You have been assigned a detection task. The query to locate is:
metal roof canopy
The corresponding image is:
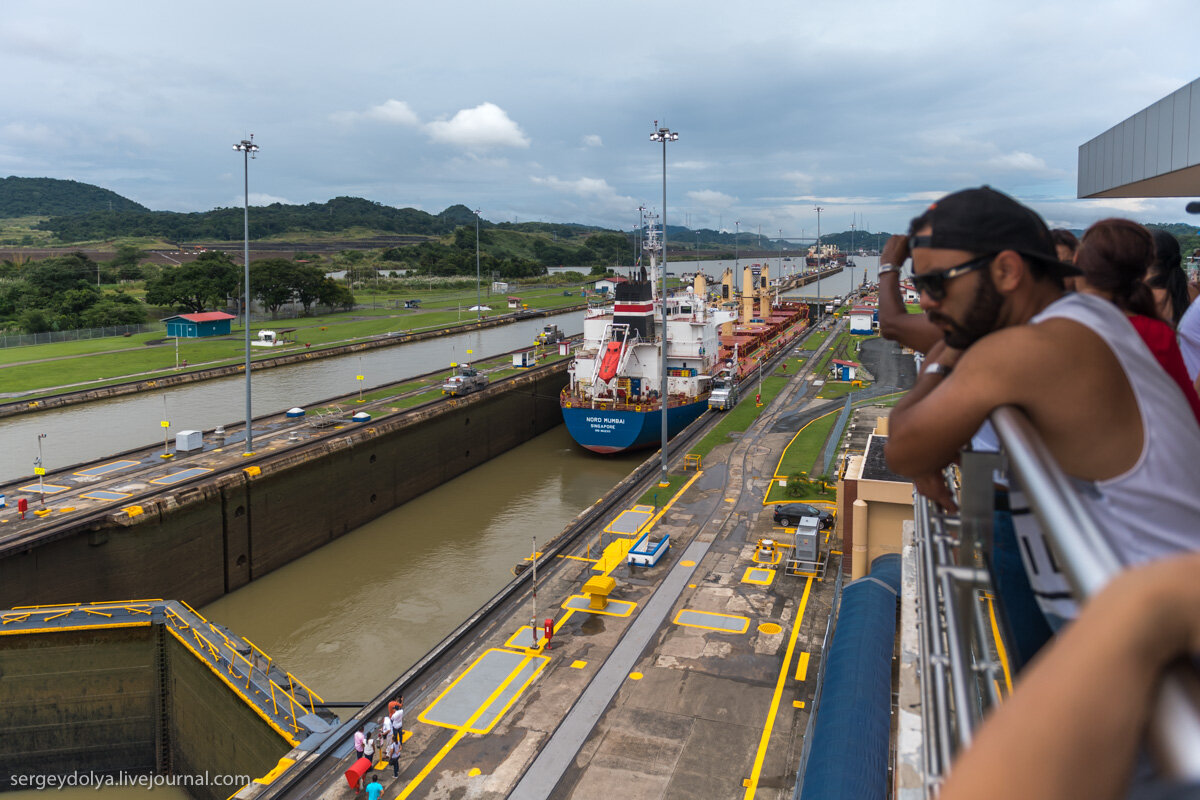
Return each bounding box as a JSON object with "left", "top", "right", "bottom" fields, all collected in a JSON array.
[{"left": 1078, "top": 77, "right": 1200, "bottom": 198}]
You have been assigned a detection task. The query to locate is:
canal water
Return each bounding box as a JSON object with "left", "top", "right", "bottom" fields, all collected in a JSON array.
[
  {"left": 202, "top": 424, "right": 642, "bottom": 701},
  {"left": 0, "top": 311, "right": 583, "bottom": 484}
]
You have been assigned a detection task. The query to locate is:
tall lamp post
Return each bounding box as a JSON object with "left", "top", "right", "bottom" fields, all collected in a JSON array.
[
  {"left": 233, "top": 135, "right": 259, "bottom": 456},
  {"left": 813, "top": 205, "right": 824, "bottom": 314},
  {"left": 650, "top": 123, "right": 678, "bottom": 486},
  {"left": 474, "top": 208, "right": 482, "bottom": 321}
]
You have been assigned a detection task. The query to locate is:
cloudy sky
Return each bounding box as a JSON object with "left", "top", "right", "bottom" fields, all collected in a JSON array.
[{"left": 3, "top": 0, "right": 1197, "bottom": 238}]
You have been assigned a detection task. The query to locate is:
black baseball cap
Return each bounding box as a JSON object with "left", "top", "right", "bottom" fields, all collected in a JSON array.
[{"left": 910, "top": 186, "right": 1082, "bottom": 277}]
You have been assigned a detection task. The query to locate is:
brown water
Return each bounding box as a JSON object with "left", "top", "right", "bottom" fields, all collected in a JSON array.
[{"left": 202, "top": 425, "right": 642, "bottom": 701}]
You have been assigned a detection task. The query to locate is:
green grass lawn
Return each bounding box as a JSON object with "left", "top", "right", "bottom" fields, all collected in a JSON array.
[
  {"left": 689, "top": 375, "right": 789, "bottom": 459},
  {"left": 816, "top": 382, "right": 859, "bottom": 400},
  {"left": 800, "top": 330, "right": 829, "bottom": 351},
  {"left": 774, "top": 409, "right": 840, "bottom": 479},
  {"left": 637, "top": 474, "right": 691, "bottom": 508},
  {"left": 1, "top": 294, "right": 586, "bottom": 396}
]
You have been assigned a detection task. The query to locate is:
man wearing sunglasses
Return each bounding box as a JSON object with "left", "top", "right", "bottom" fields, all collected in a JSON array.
[{"left": 885, "top": 186, "right": 1200, "bottom": 627}]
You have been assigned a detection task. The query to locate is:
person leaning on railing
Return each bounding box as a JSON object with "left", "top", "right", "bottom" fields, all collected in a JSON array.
[
  {"left": 876, "top": 229, "right": 1053, "bottom": 671},
  {"left": 884, "top": 186, "right": 1200, "bottom": 630},
  {"left": 940, "top": 554, "right": 1200, "bottom": 800}
]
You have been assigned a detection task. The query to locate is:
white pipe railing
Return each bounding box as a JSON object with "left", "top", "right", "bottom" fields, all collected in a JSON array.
[{"left": 913, "top": 406, "right": 1200, "bottom": 796}]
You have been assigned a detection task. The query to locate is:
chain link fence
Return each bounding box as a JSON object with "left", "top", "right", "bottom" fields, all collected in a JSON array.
[{"left": 0, "top": 322, "right": 164, "bottom": 349}]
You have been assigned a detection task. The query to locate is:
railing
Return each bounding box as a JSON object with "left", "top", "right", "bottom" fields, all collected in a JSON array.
[
  {"left": 909, "top": 405, "right": 1200, "bottom": 795},
  {"left": 0, "top": 322, "right": 162, "bottom": 349}
]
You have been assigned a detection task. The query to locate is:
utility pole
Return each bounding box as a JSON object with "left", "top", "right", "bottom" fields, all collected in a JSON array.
[
  {"left": 814, "top": 206, "right": 824, "bottom": 312},
  {"left": 650, "top": 123, "right": 679, "bottom": 487}
]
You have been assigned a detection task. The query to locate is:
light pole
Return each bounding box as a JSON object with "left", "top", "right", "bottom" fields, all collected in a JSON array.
[
  {"left": 650, "top": 123, "right": 678, "bottom": 486},
  {"left": 813, "top": 206, "right": 824, "bottom": 314},
  {"left": 35, "top": 433, "right": 47, "bottom": 505},
  {"left": 474, "top": 208, "right": 482, "bottom": 321},
  {"left": 233, "top": 135, "right": 259, "bottom": 456}
]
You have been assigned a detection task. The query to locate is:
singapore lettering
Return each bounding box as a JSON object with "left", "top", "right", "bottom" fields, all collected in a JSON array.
[{"left": 585, "top": 416, "right": 626, "bottom": 432}]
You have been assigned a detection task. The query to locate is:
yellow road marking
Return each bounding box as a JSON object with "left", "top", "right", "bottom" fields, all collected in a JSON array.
[
  {"left": 795, "top": 651, "right": 810, "bottom": 681},
  {"left": 744, "top": 576, "right": 813, "bottom": 799},
  {"left": 557, "top": 554, "right": 598, "bottom": 563},
  {"left": 395, "top": 654, "right": 533, "bottom": 800}
]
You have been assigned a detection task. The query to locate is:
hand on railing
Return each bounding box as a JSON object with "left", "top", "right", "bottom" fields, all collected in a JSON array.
[{"left": 940, "top": 554, "right": 1200, "bottom": 800}]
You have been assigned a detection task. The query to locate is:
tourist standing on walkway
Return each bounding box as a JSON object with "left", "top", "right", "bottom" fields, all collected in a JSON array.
[
  {"left": 353, "top": 727, "right": 366, "bottom": 762},
  {"left": 365, "top": 774, "right": 384, "bottom": 800},
  {"left": 379, "top": 712, "right": 392, "bottom": 748},
  {"left": 386, "top": 737, "right": 401, "bottom": 778},
  {"left": 391, "top": 700, "right": 404, "bottom": 746},
  {"left": 885, "top": 186, "right": 1200, "bottom": 626}
]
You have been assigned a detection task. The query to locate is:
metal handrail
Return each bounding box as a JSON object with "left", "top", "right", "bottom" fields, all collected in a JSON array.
[{"left": 990, "top": 405, "right": 1200, "bottom": 780}]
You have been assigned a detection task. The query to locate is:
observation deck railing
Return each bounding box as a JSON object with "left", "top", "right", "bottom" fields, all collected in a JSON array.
[{"left": 910, "top": 405, "right": 1200, "bottom": 796}]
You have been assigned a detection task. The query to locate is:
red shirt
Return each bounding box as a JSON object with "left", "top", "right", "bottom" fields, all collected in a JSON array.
[{"left": 1129, "top": 314, "right": 1200, "bottom": 426}]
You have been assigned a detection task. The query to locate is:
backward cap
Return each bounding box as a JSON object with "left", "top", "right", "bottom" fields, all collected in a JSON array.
[{"left": 917, "top": 186, "right": 1081, "bottom": 277}]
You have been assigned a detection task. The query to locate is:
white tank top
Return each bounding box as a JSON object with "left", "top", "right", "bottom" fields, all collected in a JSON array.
[{"left": 1011, "top": 292, "right": 1200, "bottom": 621}]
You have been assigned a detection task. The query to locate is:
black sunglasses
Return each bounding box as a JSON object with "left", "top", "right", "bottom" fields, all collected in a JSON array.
[{"left": 910, "top": 253, "right": 996, "bottom": 301}]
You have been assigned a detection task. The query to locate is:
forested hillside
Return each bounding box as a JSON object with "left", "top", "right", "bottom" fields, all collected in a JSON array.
[
  {"left": 35, "top": 198, "right": 486, "bottom": 242},
  {"left": 0, "top": 176, "right": 148, "bottom": 216}
]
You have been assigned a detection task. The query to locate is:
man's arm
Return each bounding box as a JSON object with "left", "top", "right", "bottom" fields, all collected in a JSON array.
[
  {"left": 885, "top": 329, "right": 1035, "bottom": 477},
  {"left": 876, "top": 234, "right": 943, "bottom": 354},
  {"left": 940, "top": 554, "right": 1200, "bottom": 800}
]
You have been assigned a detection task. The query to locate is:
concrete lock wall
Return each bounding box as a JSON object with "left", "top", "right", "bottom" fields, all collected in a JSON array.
[
  {"left": 0, "top": 626, "right": 292, "bottom": 797},
  {"left": 0, "top": 366, "right": 568, "bottom": 609},
  {"left": 164, "top": 635, "right": 291, "bottom": 800},
  {"left": 0, "top": 627, "right": 158, "bottom": 779}
]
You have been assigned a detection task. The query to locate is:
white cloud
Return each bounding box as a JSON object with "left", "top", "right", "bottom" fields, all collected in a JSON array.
[
  {"left": 426, "top": 103, "right": 530, "bottom": 149},
  {"left": 687, "top": 189, "right": 737, "bottom": 210},
  {"left": 673, "top": 160, "right": 710, "bottom": 170},
  {"left": 230, "top": 192, "right": 296, "bottom": 207},
  {"left": 582, "top": 134, "right": 602, "bottom": 147},
  {"left": 331, "top": 99, "right": 420, "bottom": 126},
  {"left": 986, "top": 151, "right": 1047, "bottom": 172},
  {"left": 529, "top": 175, "right": 635, "bottom": 216},
  {"left": 365, "top": 99, "right": 420, "bottom": 126}
]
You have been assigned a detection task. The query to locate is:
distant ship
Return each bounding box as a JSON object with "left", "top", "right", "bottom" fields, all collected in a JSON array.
[{"left": 560, "top": 221, "right": 809, "bottom": 454}]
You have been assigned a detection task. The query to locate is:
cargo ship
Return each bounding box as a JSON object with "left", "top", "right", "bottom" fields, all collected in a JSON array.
[{"left": 561, "top": 223, "right": 809, "bottom": 454}]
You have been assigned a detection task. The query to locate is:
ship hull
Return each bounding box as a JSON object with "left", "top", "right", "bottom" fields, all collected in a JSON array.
[{"left": 561, "top": 399, "right": 709, "bottom": 454}]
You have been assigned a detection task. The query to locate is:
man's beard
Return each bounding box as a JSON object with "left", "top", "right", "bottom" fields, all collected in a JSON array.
[{"left": 933, "top": 276, "right": 1003, "bottom": 350}]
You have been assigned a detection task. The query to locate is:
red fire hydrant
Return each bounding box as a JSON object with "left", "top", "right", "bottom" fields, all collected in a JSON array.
[
  {"left": 544, "top": 618, "right": 554, "bottom": 650},
  {"left": 18, "top": 497, "right": 28, "bottom": 520}
]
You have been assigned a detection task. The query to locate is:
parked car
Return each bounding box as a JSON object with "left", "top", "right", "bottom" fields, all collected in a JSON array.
[{"left": 772, "top": 502, "right": 834, "bottom": 529}]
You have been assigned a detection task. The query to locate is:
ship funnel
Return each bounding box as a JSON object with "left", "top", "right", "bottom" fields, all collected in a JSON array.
[
  {"left": 693, "top": 272, "right": 707, "bottom": 299},
  {"left": 721, "top": 268, "right": 734, "bottom": 301},
  {"left": 741, "top": 265, "right": 755, "bottom": 323}
]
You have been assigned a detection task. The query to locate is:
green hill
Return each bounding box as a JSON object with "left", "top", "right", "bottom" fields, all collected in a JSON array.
[
  {"left": 35, "top": 197, "right": 488, "bottom": 243},
  {"left": 0, "top": 176, "right": 148, "bottom": 217}
]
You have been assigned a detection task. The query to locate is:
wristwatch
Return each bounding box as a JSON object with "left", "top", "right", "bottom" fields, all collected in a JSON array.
[
  {"left": 923, "top": 362, "right": 952, "bottom": 377},
  {"left": 878, "top": 264, "right": 902, "bottom": 276}
]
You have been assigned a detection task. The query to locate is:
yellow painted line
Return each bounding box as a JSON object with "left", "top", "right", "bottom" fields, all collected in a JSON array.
[
  {"left": 985, "top": 595, "right": 1013, "bottom": 695},
  {"left": 795, "top": 651, "right": 810, "bottom": 681},
  {"left": 557, "top": 554, "right": 598, "bottom": 563},
  {"left": 0, "top": 621, "right": 151, "bottom": 636},
  {"left": 744, "top": 576, "right": 813, "bottom": 799},
  {"left": 73, "top": 459, "right": 139, "bottom": 477},
  {"left": 395, "top": 654, "right": 534, "bottom": 800}
]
